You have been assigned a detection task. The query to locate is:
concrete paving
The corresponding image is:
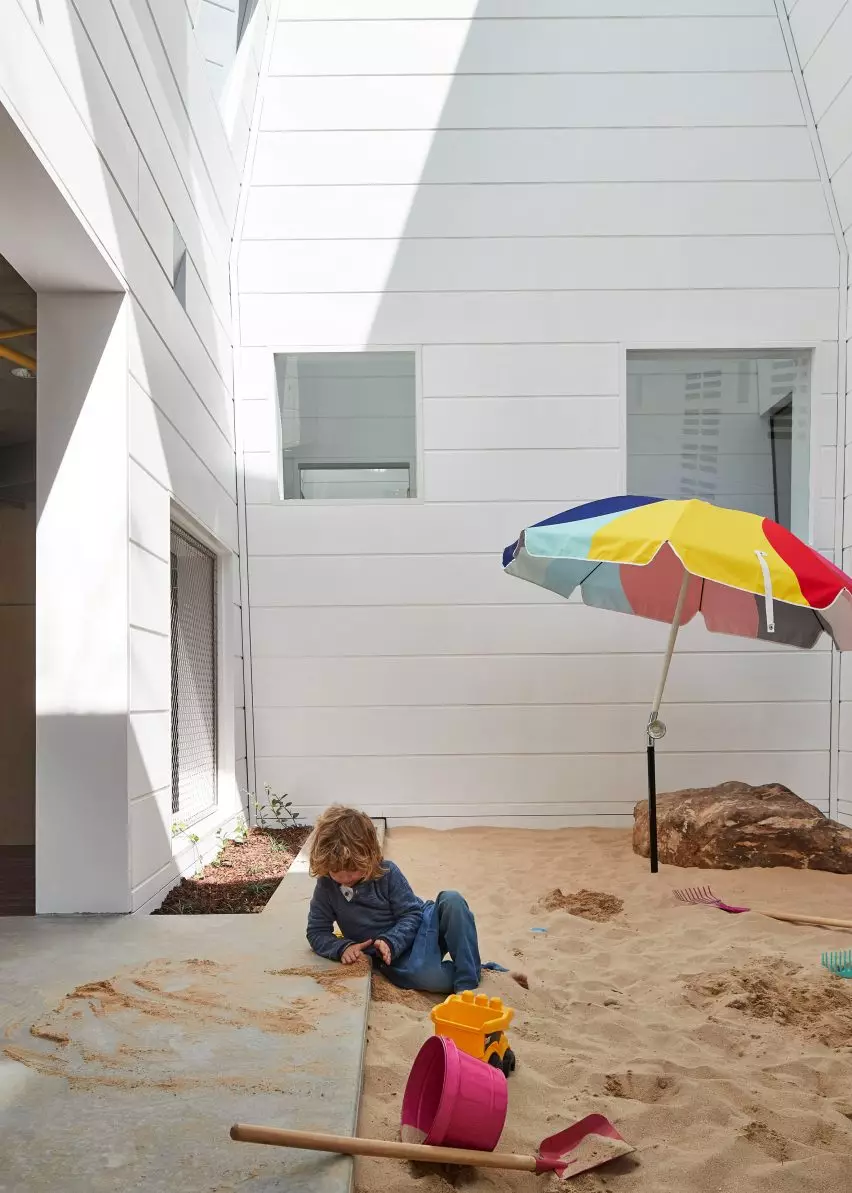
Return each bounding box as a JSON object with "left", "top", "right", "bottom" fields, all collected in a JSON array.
[{"left": 0, "top": 908, "right": 370, "bottom": 1192}]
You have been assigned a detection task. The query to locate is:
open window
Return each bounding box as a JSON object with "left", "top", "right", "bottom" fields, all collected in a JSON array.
[
  {"left": 626, "top": 350, "right": 811, "bottom": 538},
  {"left": 275, "top": 351, "right": 418, "bottom": 502}
]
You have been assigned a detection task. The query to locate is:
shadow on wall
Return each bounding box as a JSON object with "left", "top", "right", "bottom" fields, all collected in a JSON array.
[
  {"left": 0, "top": 6, "right": 248, "bottom": 913},
  {"left": 67, "top": 0, "right": 245, "bottom": 876}
]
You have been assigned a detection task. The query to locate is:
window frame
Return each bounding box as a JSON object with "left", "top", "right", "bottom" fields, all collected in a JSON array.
[
  {"left": 619, "top": 342, "right": 821, "bottom": 548},
  {"left": 168, "top": 502, "right": 237, "bottom": 844},
  {"left": 273, "top": 345, "right": 424, "bottom": 507}
]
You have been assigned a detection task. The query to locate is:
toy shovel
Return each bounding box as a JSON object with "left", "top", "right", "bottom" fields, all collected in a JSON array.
[{"left": 230, "top": 1114, "right": 635, "bottom": 1179}]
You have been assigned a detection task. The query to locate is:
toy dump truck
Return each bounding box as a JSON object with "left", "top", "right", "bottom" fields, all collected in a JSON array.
[{"left": 431, "top": 992, "right": 516, "bottom": 1077}]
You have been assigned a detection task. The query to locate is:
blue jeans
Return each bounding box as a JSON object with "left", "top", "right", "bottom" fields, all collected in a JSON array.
[{"left": 383, "top": 890, "right": 482, "bottom": 994}]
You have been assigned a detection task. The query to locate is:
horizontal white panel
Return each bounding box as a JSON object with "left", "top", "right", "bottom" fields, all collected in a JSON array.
[
  {"left": 130, "top": 380, "right": 239, "bottom": 554},
  {"left": 832, "top": 153, "right": 852, "bottom": 237},
  {"left": 130, "top": 627, "right": 170, "bottom": 713},
  {"left": 260, "top": 73, "right": 803, "bottom": 131},
  {"left": 815, "top": 67, "right": 852, "bottom": 174},
  {"left": 129, "top": 711, "right": 171, "bottom": 800},
  {"left": 243, "top": 451, "right": 284, "bottom": 503},
  {"left": 813, "top": 495, "right": 835, "bottom": 549},
  {"left": 251, "top": 127, "right": 820, "bottom": 186},
  {"left": 130, "top": 543, "right": 170, "bottom": 637},
  {"left": 423, "top": 344, "right": 618, "bottom": 398},
  {"left": 238, "top": 235, "right": 839, "bottom": 293},
  {"left": 817, "top": 395, "right": 838, "bottom": 447},
  {"left": 240, "top": 289, "right": 839, "bottom": 348},
  {"left": 818, "top": 446, "right": 837, "bottom": 498},
  {"left": 837, "top": 702, "right": 852, "bottom": 747},
  {"left": 270, "top": 18, "right": 786, "bottom": 75},
  {"left": 235, "top": 708, "right": 247, "bottom": 761},
  {"left": 423, "top": 396, "right": 620, "bottom": 449},
  {"left": 130, "top": 460, "right": 170, "bottom": 561},
  {"left": 247, "top": 500, "right": 563, "bottom": 553},
  {"left": 242, "top": 182, "right": 831, "bottom": 241},
  {"left": 254, "top": 750, "right": 828, "bottom": 815},
  {"left": 128, "top": 300, "right": 234, "bottom": 456},
  {"left": 130, "top": 789, "right": 173, "bottom": 888},
  {"left": 801, "top": 2, "right": 852, "bottom": 119},
  {"left": 249, "top": 602, "right": 828, "bottom": 657},
  {"left": 259, "top": 126, "right": 820, "bottom": 189},
  {"left": 254, "top": 700, "right": 829, "bottom": 756},
  {"left": 424, "top": 448, "right": 619, "bottom": 501},
  {"left": 236, "top": 347, "right": 279, "bottom": 404},
  {"left": 253, "top": 650, "right": 830, "bottom": 707},
  {"left": 278, "top": 1, "right": 776, "bottom": 16},
  {"left": 789, "top": 0, "right": 847, "bottom": 65},
  {"left": 250, "top": 552, "right": 558, "bottom": 606}
]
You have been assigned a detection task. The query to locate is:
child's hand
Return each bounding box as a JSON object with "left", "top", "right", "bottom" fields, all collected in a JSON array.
[
  {"left": 341, "top": 939, "right": 372, "bottom": 965},
  {"left": 375, "top": 939, "right": 392, "bottom": 965}
]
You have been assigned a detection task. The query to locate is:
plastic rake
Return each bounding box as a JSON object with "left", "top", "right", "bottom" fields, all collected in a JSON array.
[
  {"left": 674, "top": 889, "right": 852, "bottom": 931},
  {"left": 821, "top": 951, "right": 852, "bottom": 978},
  {"left": 673, "top": 887, "right": 750, "bottom": 914}
]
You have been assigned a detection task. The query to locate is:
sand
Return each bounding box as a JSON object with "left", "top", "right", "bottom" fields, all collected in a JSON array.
[{"left": 355, "top": 827, "right": 852, "bottom": 1193}]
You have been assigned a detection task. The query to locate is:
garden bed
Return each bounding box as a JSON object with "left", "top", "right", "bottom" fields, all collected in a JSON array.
[{"left": 153, "top": 825, "right": 311, "bottom": 915}]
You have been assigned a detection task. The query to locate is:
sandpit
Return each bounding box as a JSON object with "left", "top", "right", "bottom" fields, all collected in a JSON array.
[{"left": 356, "top": 827, "right": 852, "bottom": 1193}]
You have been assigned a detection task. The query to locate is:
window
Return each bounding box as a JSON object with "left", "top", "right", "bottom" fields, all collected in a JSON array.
[
  {"left": 172, "top": 222, "right": 187, "bottom": 311},
  {"left": 170, "top": 523, "right": 217, "bottom": 826},
  {"left": 626, "top": 351, "right": 811, "bottom": 538},
  {"left": 237, "top": 0, "right": 260, "bottom": 47},
  {"left": 276, "top": 351, "right": 417, "bottom": 501}
]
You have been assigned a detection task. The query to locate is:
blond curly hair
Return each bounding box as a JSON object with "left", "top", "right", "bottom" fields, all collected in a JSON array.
[{"left": 308, "top": 805, "right": 385, "bottom": 880}]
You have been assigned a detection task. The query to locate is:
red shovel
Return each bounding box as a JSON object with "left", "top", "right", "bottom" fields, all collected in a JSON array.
[{"left": 230, "top": 1114, "right": 635, "bottom": 1180}]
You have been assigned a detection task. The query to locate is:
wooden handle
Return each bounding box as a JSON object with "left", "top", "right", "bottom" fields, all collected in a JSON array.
[
  {"left": 230, "top": 1124, "right": 537, "bottom": 1172},
  {"left": 759, "top": 910, "right": 852, "bottom": 931}
]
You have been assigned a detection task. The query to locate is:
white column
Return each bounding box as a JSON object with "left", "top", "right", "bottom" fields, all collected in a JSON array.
[{"left": 36, "top": 292, "right": 130, "bottom": 913}]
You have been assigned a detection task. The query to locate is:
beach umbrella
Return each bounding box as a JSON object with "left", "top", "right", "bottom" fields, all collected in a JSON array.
[{"left": 503, "top": 495, "right": 852, "bottom": 873}]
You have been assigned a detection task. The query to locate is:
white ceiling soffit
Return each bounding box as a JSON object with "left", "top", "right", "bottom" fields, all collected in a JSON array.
[{"left": 0, "top": 104, "right": 120, "bottom": 293}]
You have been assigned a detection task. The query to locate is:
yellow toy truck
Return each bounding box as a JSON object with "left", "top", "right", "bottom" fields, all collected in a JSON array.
[{"left": 431, "top": 992, "right": 516, "bottom": 1077}]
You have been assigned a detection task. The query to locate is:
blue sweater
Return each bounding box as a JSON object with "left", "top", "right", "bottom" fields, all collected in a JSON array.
[{"left": 306, "top": 861, "right": 424, "bottom": 962}]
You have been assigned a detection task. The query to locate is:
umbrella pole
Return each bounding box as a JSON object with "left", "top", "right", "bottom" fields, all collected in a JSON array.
[{"left": 646, "top": 572, "right": 691, "bottom": 874}]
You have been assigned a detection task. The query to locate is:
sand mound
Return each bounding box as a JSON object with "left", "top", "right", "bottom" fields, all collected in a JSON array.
[
  {"left": 685, "top": 958, "right": 852, "bottom": 1047},
  {"left": 370, "top": 974, "right": 436, "bottom": 1009},
  {"left": 540, "top": 888, "right": 624, "bottom": 921}
]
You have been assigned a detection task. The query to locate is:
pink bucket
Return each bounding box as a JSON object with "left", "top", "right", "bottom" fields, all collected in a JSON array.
[{"left": 401, "top": 1036, "right": 508, "bottom": 1152}]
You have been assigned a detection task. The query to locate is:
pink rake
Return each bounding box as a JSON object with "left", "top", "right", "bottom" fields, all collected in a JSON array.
[
  {"left": 673, "top": 887, "right": 750, "bottom": 914},
  {"left": 673, "top": 888, "right": 852, "bottom": 931}
]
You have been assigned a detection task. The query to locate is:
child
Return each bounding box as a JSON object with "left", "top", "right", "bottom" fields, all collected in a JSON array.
[{"left": 305, "top": 805, "right": 485, "bottom": 994}]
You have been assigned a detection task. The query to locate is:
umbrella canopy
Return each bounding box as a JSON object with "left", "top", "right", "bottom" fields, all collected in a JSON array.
[
  {"left": 503, "top": 495, "right": 852, "bottom": 651},
  {"left": 503, "top": 496, "right": 852, "bottom": 874}
]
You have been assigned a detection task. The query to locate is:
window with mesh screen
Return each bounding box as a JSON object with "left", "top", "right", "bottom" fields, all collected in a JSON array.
[
  {"left": 275, "top": 351, "right": 417, "bottom": 501},
  {"left": 626, "top": 350, "right": 811, "bottom": 539},
  {"left": 170, "top": 523, "right": 218, "bottom": 825}
]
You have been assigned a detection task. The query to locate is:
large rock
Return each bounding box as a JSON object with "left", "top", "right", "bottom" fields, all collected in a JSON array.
[{"left": 633, "top": 781, "right": 852, "bottom": 872}]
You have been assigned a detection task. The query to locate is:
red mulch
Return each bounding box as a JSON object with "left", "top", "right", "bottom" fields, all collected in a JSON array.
[{"left": 153, "top": 826, "right": 311, "bottom": 914}]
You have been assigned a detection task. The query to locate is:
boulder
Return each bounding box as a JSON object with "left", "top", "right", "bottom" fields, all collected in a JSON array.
[{"left": 633, "top": 781, "right": 852, "bottom": 873}]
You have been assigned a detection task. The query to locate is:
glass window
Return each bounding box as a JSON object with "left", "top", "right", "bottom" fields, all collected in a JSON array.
[
  {"left": 276, "top": 351, "right": 417, "bottom": 501},
  {"left": 626, "top": 350, "right": 811, "bottom": 538}
]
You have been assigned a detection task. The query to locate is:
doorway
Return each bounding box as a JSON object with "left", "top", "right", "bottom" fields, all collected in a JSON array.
[{"left": 0, "top": 253, "right": 36, "bottom": 913}]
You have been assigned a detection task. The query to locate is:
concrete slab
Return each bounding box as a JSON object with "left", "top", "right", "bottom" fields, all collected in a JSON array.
[{"left": 0, "top": 911, "right": 369, "bottom": 1192}]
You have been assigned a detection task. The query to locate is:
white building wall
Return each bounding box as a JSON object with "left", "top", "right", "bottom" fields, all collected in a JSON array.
[
  {"left": 1, "top": 0, "right": 272, "bottom": 910},
  {"left": 235, "top": 1, "right": 843, "bottom": 828},
  {"left": 787, "top": 0, "right": 852, "bottom": 827}
]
